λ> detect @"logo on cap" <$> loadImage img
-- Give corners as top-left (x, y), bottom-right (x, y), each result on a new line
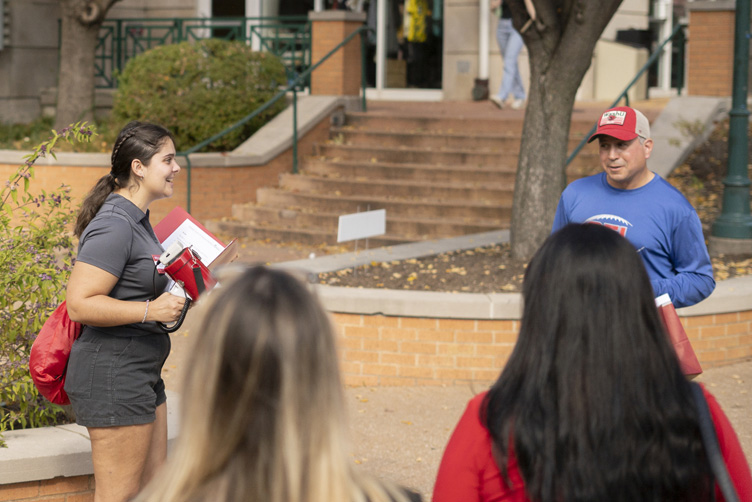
top-left (600, 111), bottom-right (627, 127)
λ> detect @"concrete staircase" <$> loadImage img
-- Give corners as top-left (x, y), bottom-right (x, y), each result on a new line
top-left (212, 104), bottom-right (601, 248)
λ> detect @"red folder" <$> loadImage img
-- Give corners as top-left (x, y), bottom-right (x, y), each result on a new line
top-left (656, 294), bottom-right (702, 378)
top-left (154, 206), bottom-right (238, 270)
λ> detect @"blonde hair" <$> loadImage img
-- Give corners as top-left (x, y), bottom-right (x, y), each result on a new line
top-left (137, 266), bottom-right (412, 502)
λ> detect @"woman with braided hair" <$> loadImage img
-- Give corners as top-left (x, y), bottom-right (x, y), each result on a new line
top-left (65, 121), bottom-right (187, 502)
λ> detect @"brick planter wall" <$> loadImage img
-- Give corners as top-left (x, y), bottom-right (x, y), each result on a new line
top-left (330, 307), bottom-right (752, 388)
top-left (0, 117), bottom-right (330, 226)
top-left (0, 475), bottom-right (93, 502)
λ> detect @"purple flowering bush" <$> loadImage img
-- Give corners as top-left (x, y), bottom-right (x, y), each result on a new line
top-left (0, 123), bottom-right (95, 447)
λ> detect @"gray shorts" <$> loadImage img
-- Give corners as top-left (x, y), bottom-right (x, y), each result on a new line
top-left (64, 328), bottom-right (170, 427)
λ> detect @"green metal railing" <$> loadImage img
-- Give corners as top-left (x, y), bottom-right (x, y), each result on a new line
top-left (92, 16), bottom-right (311, 88)
top-left (177, 25), bottom-right (371, 213)
top-left (565, 22), bottom-right (688, 166)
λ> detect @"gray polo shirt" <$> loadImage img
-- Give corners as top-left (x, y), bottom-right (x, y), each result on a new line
top-left (76, 193), bottom-right (169, 336)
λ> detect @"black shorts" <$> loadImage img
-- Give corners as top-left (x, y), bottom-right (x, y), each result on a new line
top-left (64, 328), bottom-right (170, 427)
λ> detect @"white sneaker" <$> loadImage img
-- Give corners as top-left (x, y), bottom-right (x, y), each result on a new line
top-left (490, 95), bottom-right (505, 109)
top-left (510, 98), bottom-right (525, 110)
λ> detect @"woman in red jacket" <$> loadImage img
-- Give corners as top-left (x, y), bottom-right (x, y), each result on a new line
top-left (433, 223), bottom-right (752, 502)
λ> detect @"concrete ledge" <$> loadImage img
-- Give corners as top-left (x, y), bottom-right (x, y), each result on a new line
top-left (316, 286), bottom-right (522, 319)
top-left (313, 273), bottom-right (752, 320)
top-left (688, 1), bottom-right (735, 11)
top-left (647, 96), bottom-right (730, 178)
top-left (680, 274), bottom-right (752, 316)
top-left (309, 11), bottom-right (367, 22)
top-left (230, 95), bottom-right (361, 166)
top-left (709, 236), bottom-right (752, 258)
top-left (0, 391), bottom-right (181, 485)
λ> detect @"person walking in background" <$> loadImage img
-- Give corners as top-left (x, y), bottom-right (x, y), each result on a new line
top-left (489, 0), bottom-right (526, 110)
top-left (432, 224), bottom-right (752, 502)
top-left (404, 0), bottom-right (431, 88)
top-left (135, 266), bottom-right (421, 502)
top-left (552, 105), bottom-right (715, 308)
top-left (65, 122), bottom-right (186, 502)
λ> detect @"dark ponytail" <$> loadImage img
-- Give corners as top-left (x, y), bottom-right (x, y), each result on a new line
top-left (74, 121), bottom-right (174, 237)
top-left (74, 173), bottom-right (119, 237)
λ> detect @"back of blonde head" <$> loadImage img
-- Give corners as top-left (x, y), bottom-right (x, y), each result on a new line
top-left (136, 266), bottom-right (411, 502)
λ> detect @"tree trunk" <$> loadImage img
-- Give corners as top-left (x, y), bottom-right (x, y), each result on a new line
top-left (55, 0), bottom-right (120, 130)
top-left (507, 0), bottom-right (623, 261)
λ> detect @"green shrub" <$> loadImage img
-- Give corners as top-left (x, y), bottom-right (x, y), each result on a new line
top-left (111, 39), bottom-right (287, 152)
top-left (0, 123), bottom-right (96, 447)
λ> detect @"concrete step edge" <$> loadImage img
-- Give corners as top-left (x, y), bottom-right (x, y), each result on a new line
top-left (255, 188), bottom-right (513, 209)
top-left (231, 206), bottom-right (508, 226)
top-left (280, 173), bottom-right (514, 190)
top-left (330, 127), bottom-right (522, 140)
top-left (303, 158), bottom-right (518, 173)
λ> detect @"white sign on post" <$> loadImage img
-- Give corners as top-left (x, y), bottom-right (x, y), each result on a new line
top-left (337, 209), bottom-right (386, 243)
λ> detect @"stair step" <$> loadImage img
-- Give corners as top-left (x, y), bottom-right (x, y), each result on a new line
top-left (278, 173), bottom-right (513, 202)
top-left (208, 220), bottom-right (414, 248)
top-left (314, 143), bottom-right (599, 169)
top-left (302, 159), bottom-right (516, 184)
top-left (315, 143), bottom-right (516, 167)
top-left (255, 188), bottom-right (511, 221)
top-left (329, 127), bottom-right (599, 151)
top-left (231, 205), bottom-right (507, 238)
top-left (345, 112), bottom-right (600, 135)
top-left (329, 127), bottom-right (518, 150)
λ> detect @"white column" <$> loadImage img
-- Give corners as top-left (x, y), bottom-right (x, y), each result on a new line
top-left (196, 0), bottom-right (211, 17)
top-left (478, 0), bottom-right (490, 80)
top-left (246, 0), bottom-right (261, 16)
top-left (654, 0), bottom-right (673, 92)
top-left (314, 0), bottom-right (325, 11)
top-left (247, 0), bottom-right (262, 51)
top-left (0, 0), bottom-right (4, 51)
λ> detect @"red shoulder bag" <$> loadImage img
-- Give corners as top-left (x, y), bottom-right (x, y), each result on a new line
top-left (29, 301), bottom-right (82, 405)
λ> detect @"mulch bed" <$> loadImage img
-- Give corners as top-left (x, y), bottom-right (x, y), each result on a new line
top-left (318, 119), bottom-right (752, 293)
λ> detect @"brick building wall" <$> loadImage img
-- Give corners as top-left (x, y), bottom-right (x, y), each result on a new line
top-left (688, 4), bottom-right (735, 96)
top-left (334, 310), bottom-right (752, 387)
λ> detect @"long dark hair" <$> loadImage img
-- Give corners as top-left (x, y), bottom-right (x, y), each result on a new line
top-left (484, 223), bottom-right (713, 502)
top-left (74, 121), bottom-right (174, 237)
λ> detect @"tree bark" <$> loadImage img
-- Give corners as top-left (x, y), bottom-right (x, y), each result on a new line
top-left (55, 0), bottom-right (120, 130)
top-left (507, 0), bottom-right (623, 261)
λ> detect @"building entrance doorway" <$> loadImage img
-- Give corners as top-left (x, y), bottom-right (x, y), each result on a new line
top-left (212, 0), bottom-right (244, 16)
top-left (366, 0), bottom-right (442, 94)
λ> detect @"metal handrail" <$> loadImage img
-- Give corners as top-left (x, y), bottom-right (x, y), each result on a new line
top-left (177, 25), bottom-right (371, 213)
top-left (565, 22), bottom-right (688, 167)
top-left (92, 16), bottom-right (311, 88)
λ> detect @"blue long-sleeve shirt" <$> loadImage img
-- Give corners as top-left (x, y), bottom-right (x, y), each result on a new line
top-left (552, 172), bottom-right (715, 308)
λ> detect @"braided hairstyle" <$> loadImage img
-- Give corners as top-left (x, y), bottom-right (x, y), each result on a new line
top-left (74, 121), bottom-right (174, 237)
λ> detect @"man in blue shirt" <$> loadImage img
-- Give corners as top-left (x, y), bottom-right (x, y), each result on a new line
top-left (552, 106), bottom-right (715, 308)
